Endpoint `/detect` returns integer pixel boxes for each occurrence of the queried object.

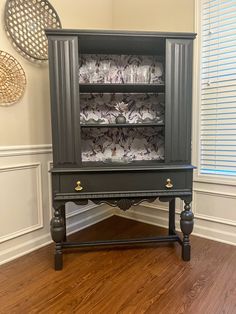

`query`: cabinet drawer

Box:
[55,170,192,194]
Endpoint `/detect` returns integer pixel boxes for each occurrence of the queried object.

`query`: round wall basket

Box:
[0,50,26,106]
[4,0,62,63]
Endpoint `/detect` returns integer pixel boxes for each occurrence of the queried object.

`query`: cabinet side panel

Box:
[48,36,81,166]
[165,39,193,163]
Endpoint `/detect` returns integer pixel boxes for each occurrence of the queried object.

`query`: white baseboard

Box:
[0,234,52,266]
[2,203,235,266]
[67,205,113,235]
[114,204,236,247]
[114,206,169,229]
[0,205,113,266]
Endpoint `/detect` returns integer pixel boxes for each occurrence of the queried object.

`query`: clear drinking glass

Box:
[100,60,110,83]
[122,66,130,83]
[123,65,137,83]
[130,65,137,83]
[137,66,150,83]
[87,60,97,83]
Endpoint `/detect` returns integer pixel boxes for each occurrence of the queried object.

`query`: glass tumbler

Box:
[100,60,110,83]
[123,65,137,83]
[87,60,97,83]
[137,66,150,83]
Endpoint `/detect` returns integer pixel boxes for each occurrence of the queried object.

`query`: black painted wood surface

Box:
[48,36,81,167]
[165,39,193,163]
[46,29,195,269]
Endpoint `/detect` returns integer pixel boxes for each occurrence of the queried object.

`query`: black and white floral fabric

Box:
[82,127,164,162]
[79,54,165,163]
[80,93,165,124]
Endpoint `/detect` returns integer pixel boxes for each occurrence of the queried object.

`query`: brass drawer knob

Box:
[165,178,173,189]
[75,181,83,191]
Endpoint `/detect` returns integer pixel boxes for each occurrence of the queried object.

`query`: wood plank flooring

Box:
[0,216,236,314]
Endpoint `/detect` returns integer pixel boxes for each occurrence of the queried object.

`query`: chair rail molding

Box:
[0,144,52,157]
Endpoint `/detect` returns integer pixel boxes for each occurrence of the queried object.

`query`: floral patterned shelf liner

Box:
[80,93,165,124]
[79,54,165,162]
[81,127,164,162]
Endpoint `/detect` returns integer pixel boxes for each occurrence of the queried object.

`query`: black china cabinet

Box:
[46,29,196,270]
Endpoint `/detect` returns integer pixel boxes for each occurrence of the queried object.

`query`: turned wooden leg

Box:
[55,243,63,270]
[50,205,66,270]
[168,198,176,235]
[180,200,194,261]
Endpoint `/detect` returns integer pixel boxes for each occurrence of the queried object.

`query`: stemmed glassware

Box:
[86,57,154,84]
[87,60,97,83]
[100,60,110,83]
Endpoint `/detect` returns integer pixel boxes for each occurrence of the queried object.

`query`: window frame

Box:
[193,0,236,186]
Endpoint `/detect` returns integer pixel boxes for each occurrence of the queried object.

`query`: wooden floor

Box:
[0,216,236,314]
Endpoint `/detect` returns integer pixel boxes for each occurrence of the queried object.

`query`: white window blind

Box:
[200,0,236,176]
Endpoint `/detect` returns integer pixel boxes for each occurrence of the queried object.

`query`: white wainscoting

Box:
[0,162,43,243]
[0,145,112,265]
[1,145,235,266]
[115,181,236,246]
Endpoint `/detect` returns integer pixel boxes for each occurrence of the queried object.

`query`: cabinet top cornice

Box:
[45,28,196,39]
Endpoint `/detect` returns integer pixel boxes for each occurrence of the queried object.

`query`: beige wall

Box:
[53,0,113,30]
[112,0,195,32]
[0,0,194,146]
[0,0,113,146]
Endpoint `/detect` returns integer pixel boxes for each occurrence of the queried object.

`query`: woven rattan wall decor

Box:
[0,50,26,106]
[4,0,62,63]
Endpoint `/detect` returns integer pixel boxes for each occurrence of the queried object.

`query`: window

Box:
[200,0,236,176]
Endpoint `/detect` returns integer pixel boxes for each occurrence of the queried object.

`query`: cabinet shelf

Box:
[79,83,165,93]
[82,159,165,168]
[81,123,165,128]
